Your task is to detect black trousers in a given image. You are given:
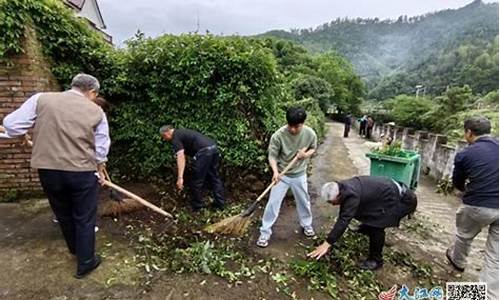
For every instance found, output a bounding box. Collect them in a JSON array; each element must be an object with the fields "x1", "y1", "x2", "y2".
[
  {"x1": 366, "y1": 127, "x2": 373, "y2": 139},
  {"x1": 358, "y1": 224, "x2": 385, "y2": 263},
  {"x1": 191, "y1": 147, "x2": 225, "y2": 209},
  {"x1": 343, "y1": 125, "x2": 350, "y2": 137},
  {"x1": 38, "y1": 169, "x2": 98, "y2": 266},
  {"x1": 359, "y1": 125, "x2": 366, "y2": 136}
]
